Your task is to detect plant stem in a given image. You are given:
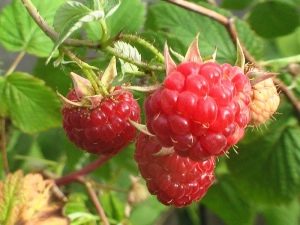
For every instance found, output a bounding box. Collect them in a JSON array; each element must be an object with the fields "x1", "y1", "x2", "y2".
[
  {"x1": 5, "y1": 52, "x2": 26, "y2": 76},
  {"x1": 274, "y1": 78, "x2": 300, "y2": 118},
  {"x1": 120, "y1": 34, "x2": 165, "y2": 63},
  {"x1": 77, "y1": 178, "x2": 110, "y2": 225},
  {"x1": 55, "y1": 154, "x2": 113, "y2": 186},
  {"x1": 104, "y1": 46, "x2": 165, "y2": 72},
  {"x1": 260, "y1": 55, "x2": 300, "y2": 68},
  {"x1": 0, "y1": 118, "x2": 9, "y2": 175},
  {"x1": 100, "y1": 19, "x2": 109, "y2": 43},
  {"x1": 21, "y1": 0, "x2": 100, "y2": 48},
  {"x1": 62, "y1": 47, "x2": 103, "y2": 94}
]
